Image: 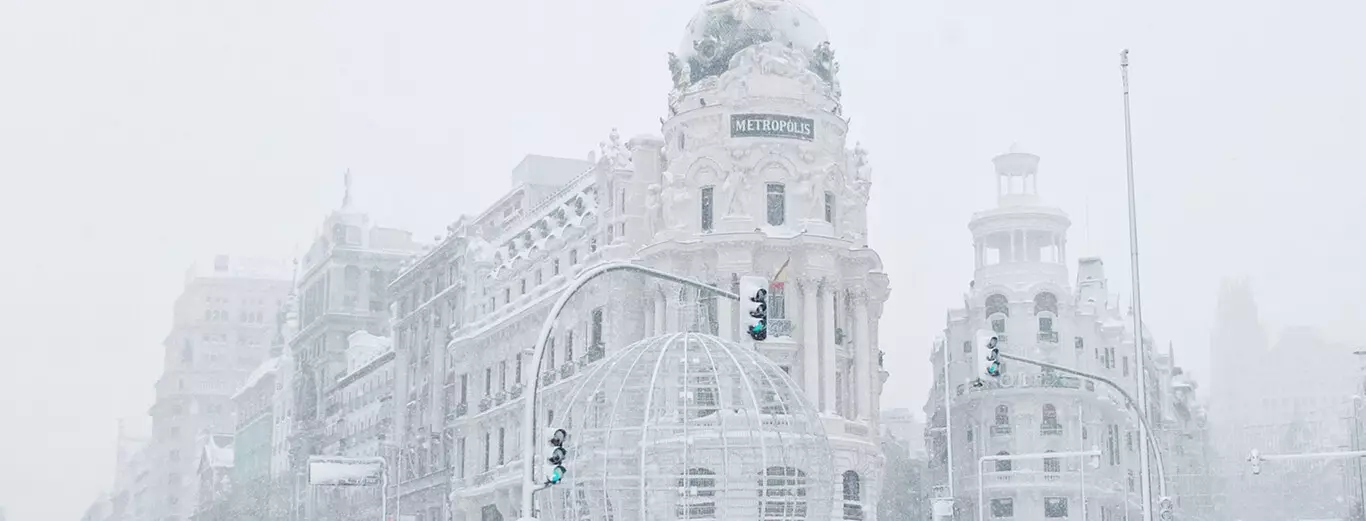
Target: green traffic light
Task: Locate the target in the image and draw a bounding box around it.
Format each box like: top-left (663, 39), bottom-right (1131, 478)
top-left (750, 323), bottom-right (764, 333)
top-left (550, 466), bottom-right (566, 483)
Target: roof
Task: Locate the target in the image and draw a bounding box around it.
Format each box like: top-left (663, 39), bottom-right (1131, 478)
top-left (232, 357), bottom-right (279, 400)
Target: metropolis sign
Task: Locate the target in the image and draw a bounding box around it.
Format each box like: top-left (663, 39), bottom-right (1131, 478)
top-left (730, 113), bottom-right (815, 141)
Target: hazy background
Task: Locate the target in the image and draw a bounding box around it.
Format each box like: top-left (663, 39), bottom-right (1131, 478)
top-left (1, 0), bottom-right (1361, 519)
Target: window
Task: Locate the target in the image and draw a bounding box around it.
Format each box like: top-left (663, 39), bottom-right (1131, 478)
top-left (841, 471), bottom-right (863, 520)
top-left (499, 361), bottom-right (507, 391)
top-left (459, 374), bottom-right (468, 404)
top-left (990, 498), bottom-right (1014, 518)
top-left (497, 427), bottom-right (506, 466)
top-left (993, 404), bottom-right (1011, 435)
top-left (591, 307), bottom-right (604, 346)
top-left (766, 183), bottom-right (786, 226)
top-left (503, 287), bottom-right (510, 304)
top-left (824, 192), bottom-right (835, 223)
top-left (701, 186), bottom-right (714, 232)
top-left (552, 259), bottom-right (561, 275)
top-left (1126, 431), bottom-right (1134, 451)
top-left (1123, 356), bottom-right (1129, 376)
top-left (678, 468), bottom-right (717, 519)
top-left (1041, 404), bottom-right (1061, 435)
top-left (963, 341), bottom-right (972, 354)
top-left (456, 437), bottom-right (466, 478)
top-left (1075, 336), bottom-right (1084, 350)
top-left (994, 451), bottom-right (1012, 471)
top-left (484, 368), bottom-right (492, 396)
top-left (514, 354), bottom-right (522, 384)
top-left (1044, 497), bottom-right (1068, 518)
top-left (520, 279), bottom-right (527, 295)
top-left (535, 269), bottom-right (544, 285)
top-left (483, 432), bottom-right (490, 471)
top-left (565, 332), bottom-right (574, 362)
top-left (760, 466), bottom-right (808, 519)
top-left (1043, 451), bottom-right (1060, 473)
top-left (569, 250), bottom-right (579, 266)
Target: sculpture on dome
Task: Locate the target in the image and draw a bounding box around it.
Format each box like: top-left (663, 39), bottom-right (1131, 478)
top-left (602, 128), bottom-right (633, 170)
top-left (809, 41), bottom-right (839, 83)
top-left (667, 52), bottom-right (689, 90)
top-left (675, 0), bottom-right (839, 88)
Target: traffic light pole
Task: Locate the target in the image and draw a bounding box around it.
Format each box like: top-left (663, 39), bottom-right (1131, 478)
top-left (518, 261), bottom-right (740, 520)
top-left (995, 352), bottom-right (1169, 503)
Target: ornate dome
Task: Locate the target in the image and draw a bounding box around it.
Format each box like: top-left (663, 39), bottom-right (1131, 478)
top-left (671, 0), bottom-right (838, 87)
top-left (537, 332), bottom-right (835, 521)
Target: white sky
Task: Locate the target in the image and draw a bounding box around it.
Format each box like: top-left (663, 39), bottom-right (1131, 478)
top-left (0, 0), bottom-right (1362, 519)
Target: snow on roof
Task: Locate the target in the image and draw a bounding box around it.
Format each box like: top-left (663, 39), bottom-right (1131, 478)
top-left (202, 434), bottom-right (235, 468)
top-left (232, 356), bottom-right (280, 400)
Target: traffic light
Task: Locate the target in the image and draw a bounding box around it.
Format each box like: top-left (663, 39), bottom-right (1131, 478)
top-left (1248, 449), bottom-right (1262, 475)
top-left (1158, 496), bottom-right (1174, 521)
top-left (975, 330), bottom-right (1002, 379)
top-left (739, 276), bottom-right (769, 341)
top-left (546, 428), bottom-right (569, 485)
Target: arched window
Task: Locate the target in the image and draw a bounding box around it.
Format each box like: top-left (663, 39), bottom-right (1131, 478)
top-left (985, 294), bottom-right (1010, 318)
top-left (995, 451), bottom-right (1012, 471)
top-left (1034, 292), bottom-right (1059, 343)
top-left (993, 404), bottom-right (1011, 435)
top-left (1041, 404), bottom-right (1061, 435)
top-left (842, 471), bottom-right (863, 520)
top-left (1044, 450), bottom-right (1060, 473)
top-left (759, 466), bottom-right (807, 520)
top-left (677, 467), bottom-right (716, 519)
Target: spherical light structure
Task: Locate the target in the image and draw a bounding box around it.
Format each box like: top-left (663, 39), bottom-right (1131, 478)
top-left (537, 332), bottom-right (834, 521)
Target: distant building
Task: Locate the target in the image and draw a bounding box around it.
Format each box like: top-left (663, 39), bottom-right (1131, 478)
top-left (144, 255), bottom-right (292, 521)
top-left (1152, 349), bottom-right (1217, 521)
top-left (231, 356), bottom-right (279, 521)
top-left (921, 149), bottom-right (1168, 520)
top-left (287, 173), bottom-right (419, 521)
top-left (190, 433), bottom-right (235, 521)
top-left (882, 408), bottom-right (927, 459)
top-left (311, 331), bottom-right (394, 520)
top-left (1208, 283), bottom-right (1357, 521)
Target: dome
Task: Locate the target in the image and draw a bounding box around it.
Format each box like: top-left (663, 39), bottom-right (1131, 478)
top-left (538, 332), bottom-right (835, 521)
top-left (674, 0), bottom-right (836, 86)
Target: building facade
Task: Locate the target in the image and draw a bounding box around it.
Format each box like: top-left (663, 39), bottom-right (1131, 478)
top-left (1208, 281), bottom-right (1359, 521)
top-left (231, 356), bottom-right (279, 521)
top-left (286, 178), bottom-right (419, 520)
top-left (1150, 350), bottom-right (1216, 521)
top-left (145, 255), bottom-right (292, 521)
top-left (378, 2), bottom-right (894, 519)
top-left (921, 150), bottom-right (1164, 521)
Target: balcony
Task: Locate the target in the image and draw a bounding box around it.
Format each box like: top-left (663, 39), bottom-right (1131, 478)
top-left (1040, 424), bottom-right (1064, 436)
top-left (478, 396), bottom-right (492, 413)
top-left (494, 390), bottom-right (507, 407)
top-left (1038, 331), bottom-right (1060, 344)
top-left (991, 425), bottom-right (1013, 436)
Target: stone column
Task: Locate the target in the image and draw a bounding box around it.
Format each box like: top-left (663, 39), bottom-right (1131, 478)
top-left (801, 277), bottom-right (820, 400)
top-left (854, 288), bottom-right (873, 420)
top-left (820, 278), bottom-right (837, 415)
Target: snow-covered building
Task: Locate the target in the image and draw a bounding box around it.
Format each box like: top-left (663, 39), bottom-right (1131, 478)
top-left (191, 433), bottom-right (235, 521)
top-left (1208, 283), bottom-right (1358, 521)
top-left (383, 2), bottom-right (892, 519)
top-left (145, 254), bottom-right (292, 521)
top-left (231, 356), bottom-right (279, 520)
top-left (1150, 349), bottom-right (1216, 521)
top-left (920, 150), bottom-right (1165, 521)
top-left (882, 408), bottom-right (927, 460)
top-left (286, 173), bottom-right (420, 520)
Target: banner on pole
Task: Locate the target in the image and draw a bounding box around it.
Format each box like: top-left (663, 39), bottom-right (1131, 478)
top-left (308, 456), bottom-right (384, 486)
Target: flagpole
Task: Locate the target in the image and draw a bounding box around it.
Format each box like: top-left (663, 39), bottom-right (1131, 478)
top-left (1120, 48), bottom-right (1157, 521)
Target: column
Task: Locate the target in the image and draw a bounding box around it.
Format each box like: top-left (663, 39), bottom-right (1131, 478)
top-left (653, 288), bottom-right (667, 335)
top-left (801, 277), bottom-right (820, 400)
top-left (854, 288), bottom-right (873, 420)
top-left (820, 279), bottom-right (837, 415)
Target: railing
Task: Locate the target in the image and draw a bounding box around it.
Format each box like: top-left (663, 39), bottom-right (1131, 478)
top-left (1041, 424), bottom-right (1064, 436)
top-left (1038, 330), bottom-right (1060, 343)
top-left (992, 425), bottom-right (1013, 436)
